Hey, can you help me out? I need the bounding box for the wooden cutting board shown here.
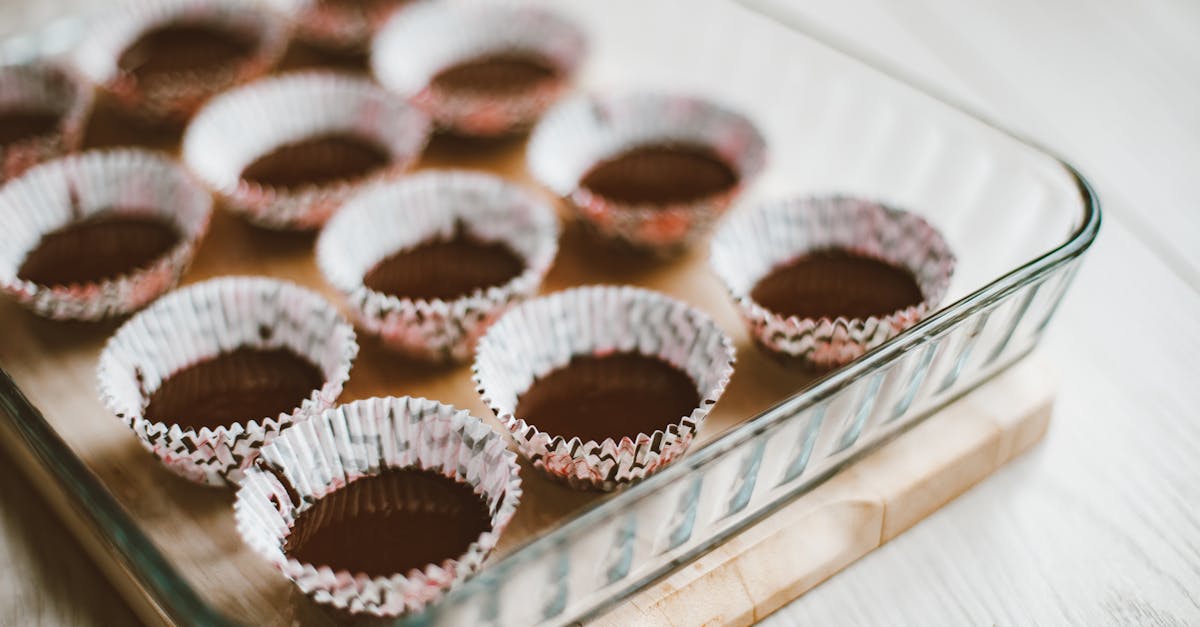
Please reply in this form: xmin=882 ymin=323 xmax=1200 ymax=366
xmin=592 ymin=354 xmax=1054 ymax=626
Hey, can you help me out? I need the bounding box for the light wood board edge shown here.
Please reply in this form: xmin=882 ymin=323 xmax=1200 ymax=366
xmin=591 ymin=353 xmax=1056 ymax=627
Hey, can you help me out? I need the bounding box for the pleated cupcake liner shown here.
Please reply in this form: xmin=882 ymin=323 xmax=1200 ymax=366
xmin=97 ymin=276 xmax=359 ymax=486
xmin=266 ymin=0 xmax=409 ymax=51
xmin=234 ymin=395 xmax=522 ymax=617
xmin=183 ymin=72 xmax=431 ymax=230
xmin=0 ymin=62 xmax=93 ymax=181
xmin=371 ymin=1 xmax=586 ymax=136
xmin=0 ymin=149 xmax=212 ymax=320
xmin=710 ymin=195 xmax=956 ymax=369
xmin=474 ymin=285 xmax=736 ymax=491
xmin=527 ymin=91 xmax=767 ymax=252
xmin=317 ymin=169 xmax=559 ymax=362
xmin=73 ymin=0 xmax=289 ymax=125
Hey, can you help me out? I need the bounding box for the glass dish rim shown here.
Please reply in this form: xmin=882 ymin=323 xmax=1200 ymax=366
xmin=0 ymin=2 xmax=1101 ymax=625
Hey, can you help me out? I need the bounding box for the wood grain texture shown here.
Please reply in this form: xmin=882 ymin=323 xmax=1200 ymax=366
xmin=592 ymin=356 xmax=1054 ymax=627
xmin=0 ymin=447 xmax=141 ymax=627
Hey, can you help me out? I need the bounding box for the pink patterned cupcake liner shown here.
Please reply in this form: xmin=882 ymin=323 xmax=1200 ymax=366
xmin=183 ymin=72 xmax=431 ymax=230
xmin=266 ymin=0 xmax=410 ymax=51
xmin=316 ymin=170 xmax=559 ymax=362
xmin=97 ymin=276 xmax=358 ymax=486
xmin=371 ymin=1 xmax=586 ymax=137
xmin=73 ymin=0 xmax=289 ymax=126
xmin=0 ymin=62 xmax=92 ymax=181
xmin=710 ymin=195 xmax=956 ymax=369
xmin=234 ymin=395 xmax=522 ymax=617
xmin=527 ymin=91 xmax=767 ymax=252
xmin=0 ymin=149 xmax=212 ymax=320
xmin=474 ymin=285 xmax=736 ymax=491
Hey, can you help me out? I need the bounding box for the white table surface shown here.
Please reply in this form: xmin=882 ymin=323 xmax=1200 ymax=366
xmin=2 ymin=1 xmax=1199 ymax=625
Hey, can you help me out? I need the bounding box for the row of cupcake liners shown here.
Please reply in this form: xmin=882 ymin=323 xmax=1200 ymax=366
xmin=234 ymin=395 xmax=522 ymax=617
xmin=1 ymin=1 xmax=962 ymax=616
xmin=0 ymin=149 xmax=212 ymax=320
xmin=0 ymin=63 xmax=92 ymax=181
xmin=4 ymin=180 xmax=953 ymax=612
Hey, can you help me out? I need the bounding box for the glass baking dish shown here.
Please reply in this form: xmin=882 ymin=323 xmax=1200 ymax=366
xmin=0 ymin=0 xmax=1099 ymax=625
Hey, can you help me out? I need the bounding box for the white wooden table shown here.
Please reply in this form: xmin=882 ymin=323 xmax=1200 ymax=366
xmin=2 ymin=1 xmax=1199 ymax=625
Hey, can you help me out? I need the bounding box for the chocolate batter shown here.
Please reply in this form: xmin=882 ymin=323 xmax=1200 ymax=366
xmin=284 ymin=467 xmax=492 ymax=578
xmin=144 ymin=347 xmax=324 ymax=429
xmin=17 ymin=213 xmax=180 ymax=286
xmin=751 ymin=249 xmax=924 ymax=320
xmin=430 ymin=53 xmax=560 ymax=95
xmin=580 ymin=144 xmax=738 ymax=205
xmin=516 ymin=352 xmax=701 ymax=443
xmin=240 ymin=134 xmax=390 ymax=189
xmin=118 ymin=23 xmax=257 ymax=80
xmin=362 ymin=232 xmax=524 ymax=301
xmin=0 ymin=109 xmax=61 ymax=146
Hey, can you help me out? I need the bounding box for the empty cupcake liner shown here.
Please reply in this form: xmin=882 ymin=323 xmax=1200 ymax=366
xmin=234 ymin=395 xmax=522 ymax=617
xmin=0 ymin=62 xmax=93 ymax=181
xmin=527 ymin=92 xmax=767 ymax=252
xmin=72 ymin=0 xmax=289 ymax=125
xmin=97 ymin=276 xmax=358 ymax=486
xmin=371 ymin=1 xmax=586 ymax=136
xmin=474 ymin=285 xmax=735 ymax=491
xmin=317 ymin=170 xmax=559 ymax=362
xmin=710 ymin=195 xmax=956 ymax=369
xmin=0 ymin=149 xmax=212 ymax=320
xmin=183 ymin=72 xmax=432 ymax=230
xmin=266 ymin=0 xmax=409 ymax=51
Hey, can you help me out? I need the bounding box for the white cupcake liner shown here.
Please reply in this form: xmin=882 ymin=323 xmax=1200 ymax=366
xmin=73 ymin=0 xmax=289 ymax=125
xmin=183 ymin=72 xmax=432 ymax=230
xmin=473 ymin=285 xmax=736 ymax=491
xmin=266 ymin=0 xmax=409 ymax=51
xmin=97 ymin=276 xmax=359 ymax=486
xmin=0 ymin=62 xmax=93 ymax=181
xmin=0 ymin=149 xmax=212 ymax=321
xmin=317 ymin=170 xmax=559 ymax=362
xmin=527 ymin=91 xmax=767 ymax=251
xmin=710 ymin=195 xmax=956 ymax=369
xmin=234 ymin=395 xmax=522 ymax=617
xmin=371 ymin=1 xmax=586 ymax=137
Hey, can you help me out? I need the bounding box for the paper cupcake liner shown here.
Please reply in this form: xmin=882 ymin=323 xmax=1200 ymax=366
xmin=710 ymin=195 xmax=956 ymax=369
xmin=474 ymin=285 xmax=735 ymax=491
xmin=234 ymin=395 xmax=522 ymax=617
xmin=0 ymin=62 xmax=93 ymax=181
xmin=317 ymin=170 xmax=559 ymax=362
xmin=527 ymin=92 xmax=767 ymax=252
xmin=0 ymin=149 xmax=212 ymax=321
xmin=266 ymin=0 xmax=409 ymax=51
xmin=97 ymin=276 xmax=359 ymax=486
xmin=371 ymin=1 xmax=586 ymax=137
xmin=73 ymin=0 xmax=289 ymax=125
xmin=183 ymin=72 xmax=432 ymax=230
